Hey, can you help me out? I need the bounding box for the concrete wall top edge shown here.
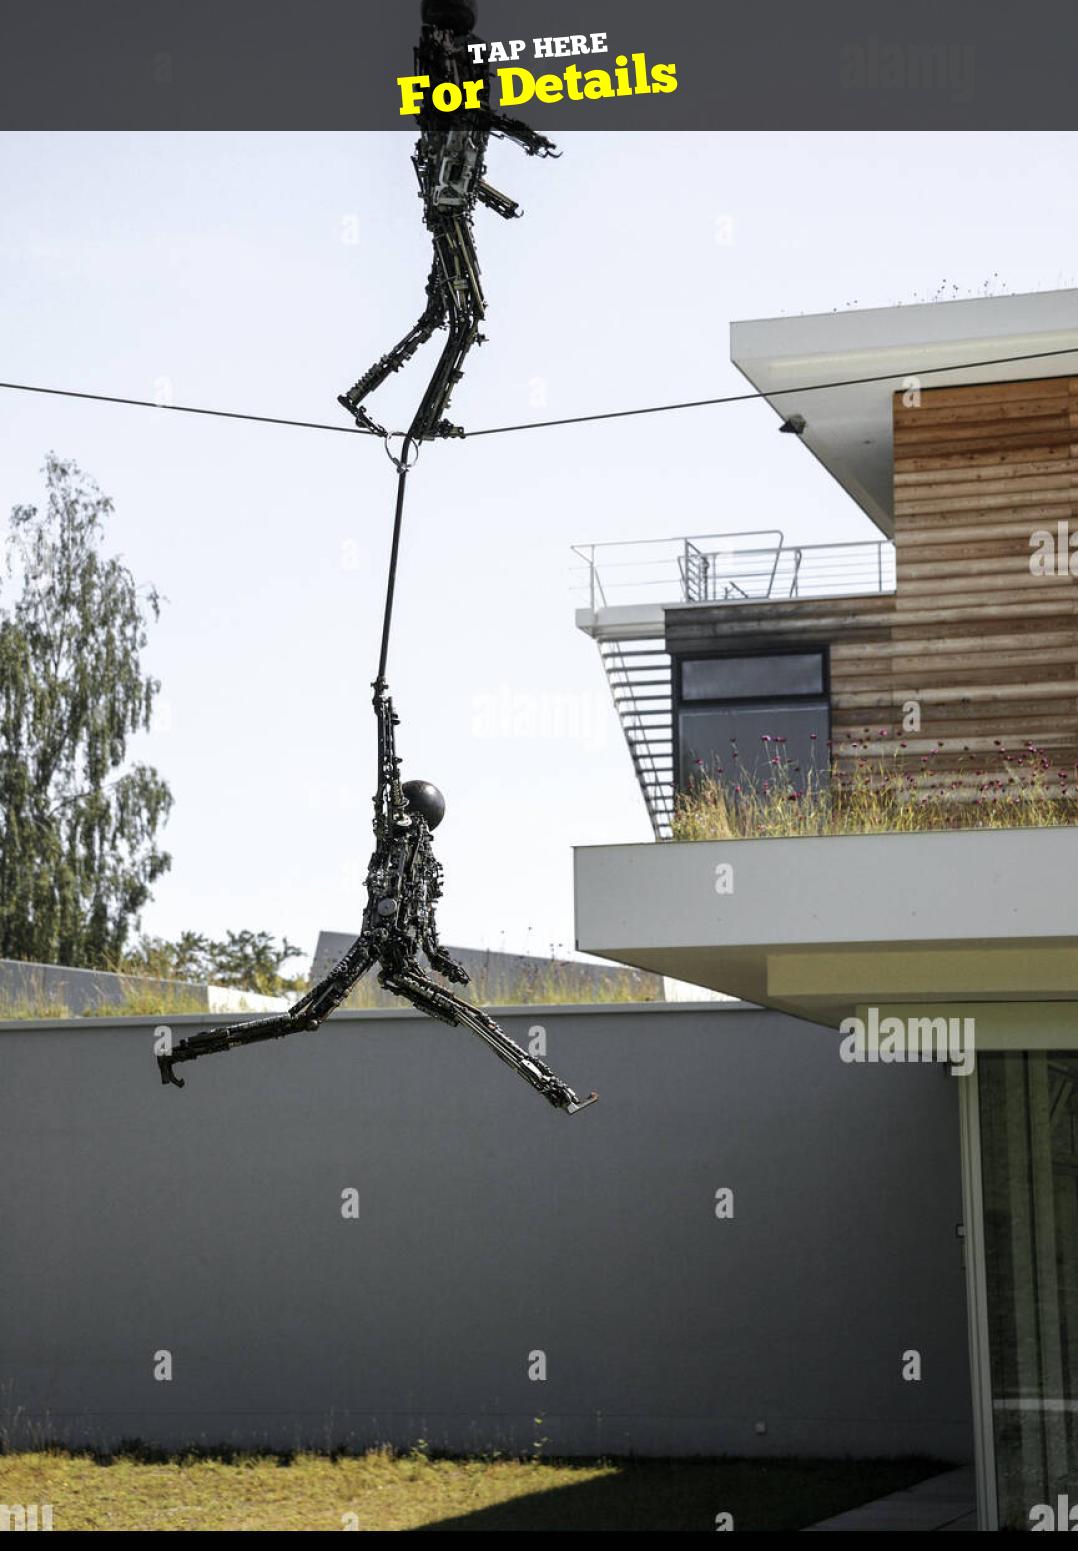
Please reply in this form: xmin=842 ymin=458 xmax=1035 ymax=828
xmin=0 ymin=1000 xmax=761 ymax=1034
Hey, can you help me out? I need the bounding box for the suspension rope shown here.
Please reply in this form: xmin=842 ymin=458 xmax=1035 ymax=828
xmin=0 ymin=379 xmax=378 ymax=436
xmin=463 ymin=344 xmax=1078 ymax=437
xmin=4 ymin=341 xmax=1078 ymax=444
xmin=376 ymin=440 xmax=416 ymax=686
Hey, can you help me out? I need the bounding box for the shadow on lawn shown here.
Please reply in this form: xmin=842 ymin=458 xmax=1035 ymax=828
xmin=413 ymin=1457 xmax=951 ymax=1533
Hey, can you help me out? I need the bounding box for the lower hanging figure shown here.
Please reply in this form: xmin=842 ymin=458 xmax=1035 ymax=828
xmin=157 ymin=682 xmax=597 ymax=1114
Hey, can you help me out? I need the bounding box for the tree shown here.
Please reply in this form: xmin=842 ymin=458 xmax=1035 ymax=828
xmin=201 ymin=929 xmax=306 ymax=995
xmin=0 ymin=454 xmax=172 ymax=967
xmin=122 ymin=930 xmax=306 ymax=995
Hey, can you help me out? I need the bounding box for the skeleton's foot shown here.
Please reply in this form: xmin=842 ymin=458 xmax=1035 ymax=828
xmin=337 ymin=394 xmax=387 ymax=437
xmin=564 ymin=1090 xmax=599 ymax=1115
xmin=428 ymin=418 xmax=466 ymax=440
xmin=157 ymin=1051 xmax=184 ymax=1088
xmin=546 ymin=1080 xmax=599 ymax=1114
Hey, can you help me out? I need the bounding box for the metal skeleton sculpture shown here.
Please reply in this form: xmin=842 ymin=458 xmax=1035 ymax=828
xmin=158 ymin=681 xmax=597 ymax=1112
xmin=337 ymin=0 xmax=559 ymax=442
xmin=158 ymin=2 xmax=597 ymax=1114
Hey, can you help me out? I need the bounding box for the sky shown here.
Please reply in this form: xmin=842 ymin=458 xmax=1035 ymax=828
xmin=1 ymin=129 xmax=1076 ymax=973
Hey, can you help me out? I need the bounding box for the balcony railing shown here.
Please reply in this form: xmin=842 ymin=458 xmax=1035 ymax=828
xmin=571 ymin=531 xmax=897 ymax=611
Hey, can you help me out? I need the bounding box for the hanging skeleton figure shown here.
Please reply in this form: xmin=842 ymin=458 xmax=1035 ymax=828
xmin=157 ymin=1 xmax=595 ymax=1113
xmin=337 ymin=0 xmax=559 ymax=441
xmin=158 ymin=681 xmax=598 ymax=1112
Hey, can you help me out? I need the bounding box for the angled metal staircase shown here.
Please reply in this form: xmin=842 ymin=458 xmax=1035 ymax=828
xmin=575 ymin=531 xmax=897 ymax=838
xmin=598 ymin=638 xmax=674 ymax=839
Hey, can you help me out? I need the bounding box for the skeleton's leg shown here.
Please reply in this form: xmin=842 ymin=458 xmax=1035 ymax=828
xmin=337 ymin=260 xmax=447 ymax=433
xmin=380 ymin=964 xmax=597 ymax=1114
xmin=409 ymin=315 xmax=476 ymax=440
xmin=410 ymin=224 xmax=485 ymax=440
xmin=157 ymin=933 xmax=376 ymax=1088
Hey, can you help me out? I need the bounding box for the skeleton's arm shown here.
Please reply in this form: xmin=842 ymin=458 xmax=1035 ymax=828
xmin=476 ymin=179 xmax=521 ymax=219
xmin=373 ymin=681 xmax=406 ymax=836
xmin=483 ymin=110 xmax=560 ymax=158
xmin=418 ymin=852 xmax=469 ymax=983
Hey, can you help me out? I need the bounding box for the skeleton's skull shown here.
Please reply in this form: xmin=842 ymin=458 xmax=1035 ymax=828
xmin=402 ymin=780 xmax=446 ymax=831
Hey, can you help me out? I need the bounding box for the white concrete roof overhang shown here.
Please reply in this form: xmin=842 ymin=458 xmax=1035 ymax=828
xmin=574 ymin=827 xmax=1078 ymax=1028
xmin=730 ymin=288 xmax=1078 ymax=538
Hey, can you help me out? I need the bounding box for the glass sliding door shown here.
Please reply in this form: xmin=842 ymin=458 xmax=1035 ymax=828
xmin=978 ymin=1052 xmax=1078 ymax=1530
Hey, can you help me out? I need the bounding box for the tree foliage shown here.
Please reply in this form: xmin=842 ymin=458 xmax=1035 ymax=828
xmin=121 ymin=930 xmax=306 ymax=996
xmin=0 ymin=454 xmax=172 ymax=967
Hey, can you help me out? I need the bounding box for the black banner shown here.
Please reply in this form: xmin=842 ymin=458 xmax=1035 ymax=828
xmin=0 ymin=0 xmax=1072 ymax=130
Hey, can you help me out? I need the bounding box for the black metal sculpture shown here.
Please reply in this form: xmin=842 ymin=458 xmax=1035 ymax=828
xmin=158 ymin=682 xmax=597 ymax=1112
xmin=337 ymin=0 xmax=559 ymax=442
xmin=158 ymin=3 xmax=596 ymax=1114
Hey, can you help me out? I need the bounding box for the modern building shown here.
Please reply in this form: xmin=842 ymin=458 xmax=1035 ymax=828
xmin=574 ymin=288 xmax=1078 ymax=1531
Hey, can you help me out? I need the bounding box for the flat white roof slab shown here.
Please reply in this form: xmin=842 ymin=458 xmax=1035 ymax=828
xmin=574 ymin=603 xmax=666 ymax=641
xmin=731 ymin=288 xmax=1078 ymax=537
xmin=575 ymin=827 xmax=1078 ymax=1026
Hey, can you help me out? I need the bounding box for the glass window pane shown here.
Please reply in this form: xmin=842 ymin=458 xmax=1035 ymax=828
xmin=978 ymin=1052 xmax=1078 ymax=1531
xmin=681 ymin=652 xmax=824 ymax=701
xmin=678 ymin=702 xmax=829 ymax=792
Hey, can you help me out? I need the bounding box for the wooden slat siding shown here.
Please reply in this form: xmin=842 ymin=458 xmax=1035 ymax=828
xmin=662 ymin=374 xmax=1078 ymax=801
xmin=891 ymin=374 xmax=1078 ymax=789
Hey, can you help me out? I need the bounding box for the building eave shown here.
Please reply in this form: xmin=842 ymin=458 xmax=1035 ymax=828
xmin=730 ymin=288 xmax=1078 ymax=539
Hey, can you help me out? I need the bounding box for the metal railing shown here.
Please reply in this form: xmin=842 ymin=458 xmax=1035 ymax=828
xmin=572 ymin=532 xmax=896 ymax=610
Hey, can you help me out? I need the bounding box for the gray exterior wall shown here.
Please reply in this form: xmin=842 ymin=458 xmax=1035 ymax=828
xmin=0 ymin=1004 xmax=971 ymax=1460
xmin=0 ymin=957 xmax=208 ymax=1016
xmin=308 ymin=932 xmax=662 ymax=1006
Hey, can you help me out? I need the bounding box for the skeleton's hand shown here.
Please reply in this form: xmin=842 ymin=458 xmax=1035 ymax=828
xmin=431 ymin=951 xmax=469 ymax=986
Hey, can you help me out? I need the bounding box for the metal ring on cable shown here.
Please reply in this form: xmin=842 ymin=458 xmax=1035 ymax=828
xmin=384 ymin=432 xmax=420 ymax=473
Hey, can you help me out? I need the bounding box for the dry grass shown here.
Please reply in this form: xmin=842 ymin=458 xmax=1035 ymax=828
xmin=0 ymin=963 xmax=658 ymax=1021
xmin=92 ymin=986 xmax=209 ymax=1018
xmin=339 ymin=959 xmax=658 ymax=1011
xmin=674 ymin=734 xmax=1078 ymax=842
xmin=0 ymin=1447 xmax=945 ymax=1532
xmin=0 ymin=993 xmax=71 ymax=1021
xmin=0 ymin=984 xmax=207 ymax=1021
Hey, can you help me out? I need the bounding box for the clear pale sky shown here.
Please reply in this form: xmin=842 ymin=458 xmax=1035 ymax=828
xmin=1 ymin=130 xmax=1075 ymax=970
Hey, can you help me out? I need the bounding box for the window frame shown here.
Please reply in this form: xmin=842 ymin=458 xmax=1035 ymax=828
xmin=672 ymin=644 xmax=832 ymax=794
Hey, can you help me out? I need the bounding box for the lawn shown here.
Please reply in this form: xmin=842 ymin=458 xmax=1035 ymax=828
xmin=0 ymin=1448 xmax=946 ymax=1531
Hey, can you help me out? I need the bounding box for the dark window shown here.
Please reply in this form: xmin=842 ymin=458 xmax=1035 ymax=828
xmin=681 ymin=652 xmax=824 ymax=702
xmin=676 ymin=650 xmax=830 ymax=796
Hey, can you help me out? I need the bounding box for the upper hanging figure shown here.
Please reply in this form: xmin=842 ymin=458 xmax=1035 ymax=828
xmin=337 ymin=0 xmax=559 ymax=443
